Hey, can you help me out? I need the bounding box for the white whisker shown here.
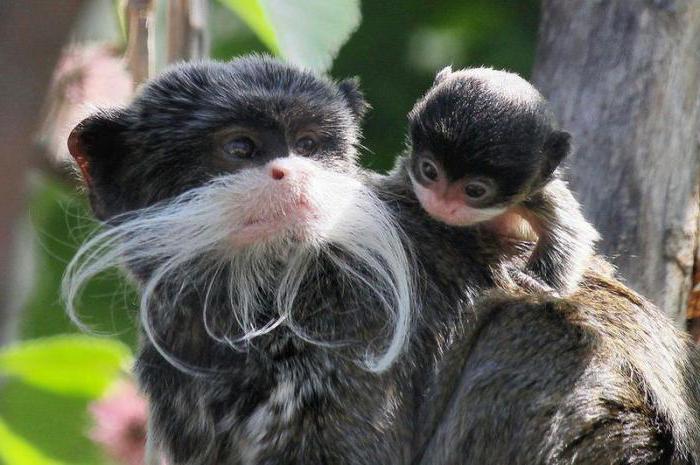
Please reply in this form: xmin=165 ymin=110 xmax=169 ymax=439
xmin=63 ymin=160 xmax=417 ymax=372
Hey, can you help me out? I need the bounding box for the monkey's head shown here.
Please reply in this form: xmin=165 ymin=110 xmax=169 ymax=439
xmin=407 ymin=67 xmax=571 ymax=226
xmin=64 ymin=56 xmax=414 ymax=372
xmin=68 ymin=55 xmax=369 ymax=235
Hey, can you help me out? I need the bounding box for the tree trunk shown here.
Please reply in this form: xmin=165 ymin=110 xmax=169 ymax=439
xmin=166 ymin=0 xmax=209 ymax=63
xmin=125 ymin=0 xmax=154 ymax=86
xmin=0 ymin=0 xmax=85 ymax=347
xmin=531 ymin=0 xmax=700 ymax=327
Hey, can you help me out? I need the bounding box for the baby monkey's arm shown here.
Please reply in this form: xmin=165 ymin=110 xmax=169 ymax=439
xmin=518 ymin=179 xmax=599 ymax=296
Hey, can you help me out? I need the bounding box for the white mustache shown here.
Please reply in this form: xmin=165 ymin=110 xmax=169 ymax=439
xmin=63 ymin=158 xmax=417 ymax=373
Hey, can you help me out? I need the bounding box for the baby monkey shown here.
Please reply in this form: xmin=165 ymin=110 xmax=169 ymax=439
xmin=407 ymin=67 xmax=599 ymax=295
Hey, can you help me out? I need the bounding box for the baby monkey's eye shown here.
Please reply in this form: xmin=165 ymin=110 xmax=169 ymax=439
xmin=295 ymin=136 xmax=317 ymax=155
xmin=224 ymin=137 xmax=255 ymax=158
xmin=420 ymin=159 xmax=439 ymax=182
xmin=464 ymin=181 xmax=493 ymax=200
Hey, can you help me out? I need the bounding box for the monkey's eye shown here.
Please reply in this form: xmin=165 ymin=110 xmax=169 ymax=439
xmin=420 ymin=159 xmax=439 ymax=182
xmin=223 ymin=137 xmax=255 ymax=158
xmin=294 ymin=136 xmax=317 ymax=155
xmin=464 ymin=181 xmax=493 ymax=200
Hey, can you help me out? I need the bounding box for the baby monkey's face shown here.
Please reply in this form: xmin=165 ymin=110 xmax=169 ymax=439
xmin=410 ymin=142 xmax=534 ymax=226
xmin=409 ymin=149 xmax=517 ymax=226
xmin=407 ymin=67 xmax=566 ymax=227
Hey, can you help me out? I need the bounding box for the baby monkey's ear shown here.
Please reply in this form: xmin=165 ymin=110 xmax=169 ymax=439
xmin=339 ymin=77 xmax=371 ymax=122
xmin=433 ymin=66 xmax=453 ymax=85
xmin=541 ymin=130 xmax=572 ymax=179
xmin=67 ymin=110 xmax=129 ymax=220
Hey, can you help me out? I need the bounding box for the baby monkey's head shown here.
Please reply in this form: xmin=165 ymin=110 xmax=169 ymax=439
xmin=407 ymin=67 xmax=571 ymax=226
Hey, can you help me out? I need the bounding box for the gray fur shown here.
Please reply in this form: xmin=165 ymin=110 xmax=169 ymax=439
xmin=382 ymin=161 xmax=700 ymax=465
xmin=522 ymin=178 xmax=600 ymax=295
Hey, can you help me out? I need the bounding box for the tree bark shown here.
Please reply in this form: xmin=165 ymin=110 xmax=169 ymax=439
xmin=125 ymin=0 xmax=154 ymax=85
xmin=532 ymin=0 xmax=700 ymax=327
xmin=166 ymin=0 xmax=209 ymax=63
xmin=0 ymin=0 xmax=85 ymax=347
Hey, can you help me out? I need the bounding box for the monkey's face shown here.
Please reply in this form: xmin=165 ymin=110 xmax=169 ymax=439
xmin=68 ymin=56 xmax=369 ymax=250
xmin=65 ymin=58 xmax=415 ymax=371
xmin=407 ymin=139 xmax=544 ymax=226
xmin=406 ymin=67 xmax=569 ymax=226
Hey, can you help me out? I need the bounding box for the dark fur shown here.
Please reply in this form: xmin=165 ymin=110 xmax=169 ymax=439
xmin=408 ymin=69 xmax=564 ymax=192
xmin=67 ymin=57 xmax=699 ymax=464
xmin=380 ymin=166 xmax=700 ymax=465
xmin=68 ymin=57 xmax=366 ymax=221
xmin=407 ymin=68 xmax=599 ymax=295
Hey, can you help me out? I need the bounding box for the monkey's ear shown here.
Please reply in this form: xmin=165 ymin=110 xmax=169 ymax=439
xmin=339 ymin=77 xmax=370 ymax=121
xmin=541 ymin=130 xmax=572 ymax=178
xmin=67 ymin=110 xmax=129 ymax=220
xmin=433 ymin=66 xmax=453 ymax=85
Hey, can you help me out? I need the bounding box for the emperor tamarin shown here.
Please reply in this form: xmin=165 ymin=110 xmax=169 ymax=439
xmin=63 ymin=56 xmax=700 ymax=464
xmin=406 ymin=66 xmax=599 ymax=296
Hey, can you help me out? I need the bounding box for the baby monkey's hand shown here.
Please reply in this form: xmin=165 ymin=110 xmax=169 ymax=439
xmin=507 ymin=267 xmax=560 ymax=297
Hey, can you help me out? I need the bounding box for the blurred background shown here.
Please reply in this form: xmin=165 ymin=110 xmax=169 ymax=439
xmin=1 ymin=1 xmax=698 ymax=464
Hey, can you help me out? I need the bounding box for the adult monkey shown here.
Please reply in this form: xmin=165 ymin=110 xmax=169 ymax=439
xmin=63 ymin=57 xmax=700 ymax=464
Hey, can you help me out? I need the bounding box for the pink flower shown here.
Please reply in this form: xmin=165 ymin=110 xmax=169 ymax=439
xmin=39 ymin=43 xmax=134 ymax=164
xmin=88 ymin=380 xmax=149 ymax=465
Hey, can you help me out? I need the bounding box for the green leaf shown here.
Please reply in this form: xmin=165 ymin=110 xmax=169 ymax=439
xmin=219 ymin=0 xmax=280 ymax=53
xmin=0 ymin=335 xmax=133 ymax=398
xmin=0 ymin=416 xmax=67 ymax=465
xmin=218 ymin=0 xmax=361 ymax=72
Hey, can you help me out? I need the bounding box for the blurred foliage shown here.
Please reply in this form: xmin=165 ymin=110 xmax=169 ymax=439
xmin=0 ymin=178 xmax=135 ymax=465
xmin=0 ymin=0 xmax=539 ymax=463
xmin=0 ymin=336 xmax=131 ymax=465
xmin=219 ymin=0 xmax=281 ymax=52
xmin=0 ymin=416 xmax=66 ymax=465
xmin=0 ymin=335 xmax=132 ymax=398
xmin=219 ymin=0 xmax=361 ymax=72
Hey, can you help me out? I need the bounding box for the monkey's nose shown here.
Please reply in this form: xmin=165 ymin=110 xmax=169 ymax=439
xmin=267 ymin=157 xmax=312 ymax=183
xmin=270 ymin=167 xmax=286 ymax=180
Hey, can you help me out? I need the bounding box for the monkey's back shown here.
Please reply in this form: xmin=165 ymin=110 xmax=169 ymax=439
xmin=377 ymin=160 xmax=699 ymax=464
xmin=412 ymin=271 xmax=700 ymax=465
